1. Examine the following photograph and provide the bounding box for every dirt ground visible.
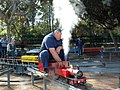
[0,52,120,90]
[0,72,119,90]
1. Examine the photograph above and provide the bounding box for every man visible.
[76,37,84,56]
[0,41,2,58]
[39,29,65,76]
[7,40,16,57]
[0,34,8,57]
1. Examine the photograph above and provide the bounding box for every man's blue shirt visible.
[1,37,8,47]
[0,42,2,50]
[40,32,62,52]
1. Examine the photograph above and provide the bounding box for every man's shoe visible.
[44,68,49,76]
[44,72,48,76]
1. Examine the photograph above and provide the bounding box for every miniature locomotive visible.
[21,48,87,86]
[38,61,86,86]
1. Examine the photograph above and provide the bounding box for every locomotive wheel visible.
[74,83,87,90]
[75,70,83,79]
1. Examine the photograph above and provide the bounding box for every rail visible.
[70,59,120,89]
[102,50,120,61]
[27,67,95,90]
[0,68,12,88]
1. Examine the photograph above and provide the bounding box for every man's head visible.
[3,34,6,38]
[54,28,62,40]
[11,40,15,45]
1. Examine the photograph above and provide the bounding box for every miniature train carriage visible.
[38,61,87,85]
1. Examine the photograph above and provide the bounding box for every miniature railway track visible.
[27,67,95,90]
[0,57,120,89]
[70,59,120,89]
[0,67,12,88]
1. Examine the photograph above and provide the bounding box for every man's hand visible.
[57,61,63,67]
[2,42,6,44]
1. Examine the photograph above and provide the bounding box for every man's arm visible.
[1,38,7,44]
[56,46,63,54]
[49,48,62,62]
[7,44,10,51]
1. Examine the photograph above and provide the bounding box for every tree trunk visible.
[6,0,17,43]
[7,24,11,43]
[108,29,118,50]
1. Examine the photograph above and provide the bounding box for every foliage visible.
[74,0,120,48]
[0,0,120,48]
[82,0,120,30]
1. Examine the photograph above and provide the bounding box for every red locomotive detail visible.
[38,61,86,86]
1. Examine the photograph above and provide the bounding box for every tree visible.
[81,0,120,49]
[0,0,40,41]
